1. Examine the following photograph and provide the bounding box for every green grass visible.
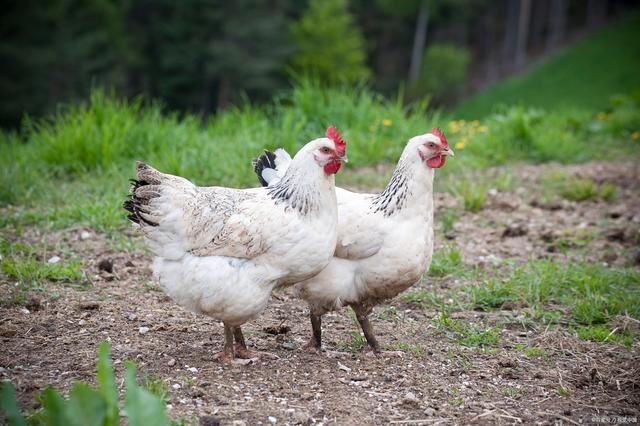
[0,238,88,306]
[434,311,500,348]
[466,260,640,345]
[428,244,465,278]
[1,77,638,233]
[455,14,640,118]
[541,171,619,203]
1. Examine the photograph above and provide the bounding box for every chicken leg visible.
[303,312,323,353]
[233,326,278,361]
[352,304,403,357]
[213,323,236,364]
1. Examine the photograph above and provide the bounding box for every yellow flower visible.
[478,125,488,133]
[596,112,609,120]
[382,118,392,127]
[632,131,640,141]
[455,137,468,150]
[471,120,480,127]
[447,121,460,134]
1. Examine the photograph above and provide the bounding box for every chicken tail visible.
[252,148,291,187]
[123,161,192,228]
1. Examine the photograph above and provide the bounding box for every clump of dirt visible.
[1,161,639,424]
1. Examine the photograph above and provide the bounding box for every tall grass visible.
[1,79,638,232]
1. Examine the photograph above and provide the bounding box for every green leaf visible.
[124,362,168,426]
[39,387,70,426]
[66,383,108,426]
[96,341,119,426]
[0,381,27,426]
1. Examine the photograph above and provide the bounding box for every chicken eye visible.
[428,143,436,149]
[320,147,332,154]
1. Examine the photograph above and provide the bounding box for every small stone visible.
[47,256,61,264]
[167,358,176,367]
[139,326,150,335]
[127,313,138,321]
[268,416,277,424]
[337,362,351,372]
[424,407,436,416]
[19,308,30,315]
[188,367,198,374]
[172,383,181,390]
[78,319,86,326]
[281,342,297,350]
[402,391,420,407]
[199,415,221,426]
[80,231,91,240]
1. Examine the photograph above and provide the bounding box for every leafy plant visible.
[0,342,170,426]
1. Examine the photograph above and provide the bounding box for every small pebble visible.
[139,326,150,334]
[167,358,176,367]
[268,416,277,424]
[172,383,181,390]
[188,367,198,374]
[80,231,91,240]
[47,256,61,264]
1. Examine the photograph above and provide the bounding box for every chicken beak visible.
[442,147,455,157]
[338,154,349,163]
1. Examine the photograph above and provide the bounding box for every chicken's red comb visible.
[326,126,346,156]
[431,128,448,148]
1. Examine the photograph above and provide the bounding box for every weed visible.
[429,244,464,278]
[0,238,88,306]
[467,280,517,310]
[439,210,459,234]
[339,331,366,353]
[143,375,170,403]
[446,348,473,372]
[575,325,634,347]
[0,342,171,425]
[502,387,520,398]
[557,385,573,397]
[434,311,500,348]
[599,183,617,201]
[524,347,548,358]
[452,181,486,213]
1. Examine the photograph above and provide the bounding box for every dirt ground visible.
[1,161,639,425]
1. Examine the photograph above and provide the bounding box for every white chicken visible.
[124,128,347,363]
[253,129,453,354]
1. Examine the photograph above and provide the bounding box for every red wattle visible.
[426,155,446,168]
[324,159,342,175]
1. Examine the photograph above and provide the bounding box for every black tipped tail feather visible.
[252,150,277,187]
[123,162,161,227]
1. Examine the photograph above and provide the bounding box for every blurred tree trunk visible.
[217,77,231,110]
[587,0,608,30]
[545,0,567,53]
[408,0,429,83]
[515,0,532,71]
[502,0,520,74]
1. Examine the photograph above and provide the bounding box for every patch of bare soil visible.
[1,161,639,425]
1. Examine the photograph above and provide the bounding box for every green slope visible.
[455,13,640,118]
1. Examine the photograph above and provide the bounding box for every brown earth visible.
[1,161,639,425]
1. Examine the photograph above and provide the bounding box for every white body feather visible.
[131,139,339,327]
[262,139,437,316]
